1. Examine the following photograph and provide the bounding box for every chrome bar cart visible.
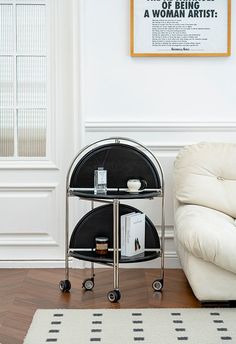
[59,137,165,302]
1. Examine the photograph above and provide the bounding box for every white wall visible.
[79,0,236,268]
[81,0,236,123]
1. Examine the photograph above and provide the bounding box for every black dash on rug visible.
[173,320,183,324]
[221,337,232,341]
[53,314,63,317]
[91,329,102,333]
[93,313,103,317]
[133,329,144,332]
[171,313,181,316]
[132,313,142,316]
[46,339,57,342]
[217,328,228,331]
[133,320,143,324]
[210,312,220,316]
[177,337,188,341]
[49,330,59,333]
[92,321,102,324]
[90,338,101,342]
[134,337,144,341]
[214,320,224,323]
[175,328,186,332]
[50,321,61,325]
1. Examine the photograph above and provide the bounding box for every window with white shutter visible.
[0,0,47,158]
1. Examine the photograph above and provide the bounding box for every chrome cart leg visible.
[91,261,95,278]
[113,199,119,290]
[107,199,121,302]
[152,247,165,292]
[82,201,96,291]
[160,194,165,282]
[152,195,165,292]
[59,190,71,292]
[65,192,70,280]
[90,201,95,281]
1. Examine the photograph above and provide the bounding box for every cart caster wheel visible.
[82,278,94,291]
[107,289,121,303]
[152,279,163,292]
[59,279,71,292]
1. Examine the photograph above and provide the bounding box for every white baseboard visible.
[0,259,73,268]
[0,255,180,269]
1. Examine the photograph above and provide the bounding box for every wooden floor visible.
[0,268,200,344]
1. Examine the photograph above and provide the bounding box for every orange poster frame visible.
[130,0,231,57]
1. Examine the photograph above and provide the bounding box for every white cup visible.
[127,179,147,192]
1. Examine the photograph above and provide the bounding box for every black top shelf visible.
[69,250,160,264]
[69,142,161,190]
[69,189,162,200]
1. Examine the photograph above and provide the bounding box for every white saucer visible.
[125,189,144,193]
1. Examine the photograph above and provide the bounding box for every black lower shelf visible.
[69,250,160,264]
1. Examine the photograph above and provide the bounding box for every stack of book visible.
[121,212,145,257]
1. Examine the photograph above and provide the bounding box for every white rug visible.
[23,308,236,344]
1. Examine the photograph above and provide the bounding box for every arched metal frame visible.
[63,137,165,294]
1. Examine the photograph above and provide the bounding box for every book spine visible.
[121,214,126,256]
[125,215,132,256]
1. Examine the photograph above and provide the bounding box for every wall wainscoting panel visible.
[0,183,64,262]
[2,122,235,268]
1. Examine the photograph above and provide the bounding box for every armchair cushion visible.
[175,204,236,275]
[174,142,236,218]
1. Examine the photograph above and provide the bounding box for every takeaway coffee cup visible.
[127,179,147,192]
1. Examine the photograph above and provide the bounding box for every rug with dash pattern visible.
[23,308,236,344]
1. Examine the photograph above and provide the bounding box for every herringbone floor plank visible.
[0,268,200,344]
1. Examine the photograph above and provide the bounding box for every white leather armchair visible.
[174,142,236,302]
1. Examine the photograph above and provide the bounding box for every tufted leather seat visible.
[174,142,236,301]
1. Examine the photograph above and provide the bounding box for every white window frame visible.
[0,0,58,169]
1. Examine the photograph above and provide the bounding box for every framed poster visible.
[130,0,231,57]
